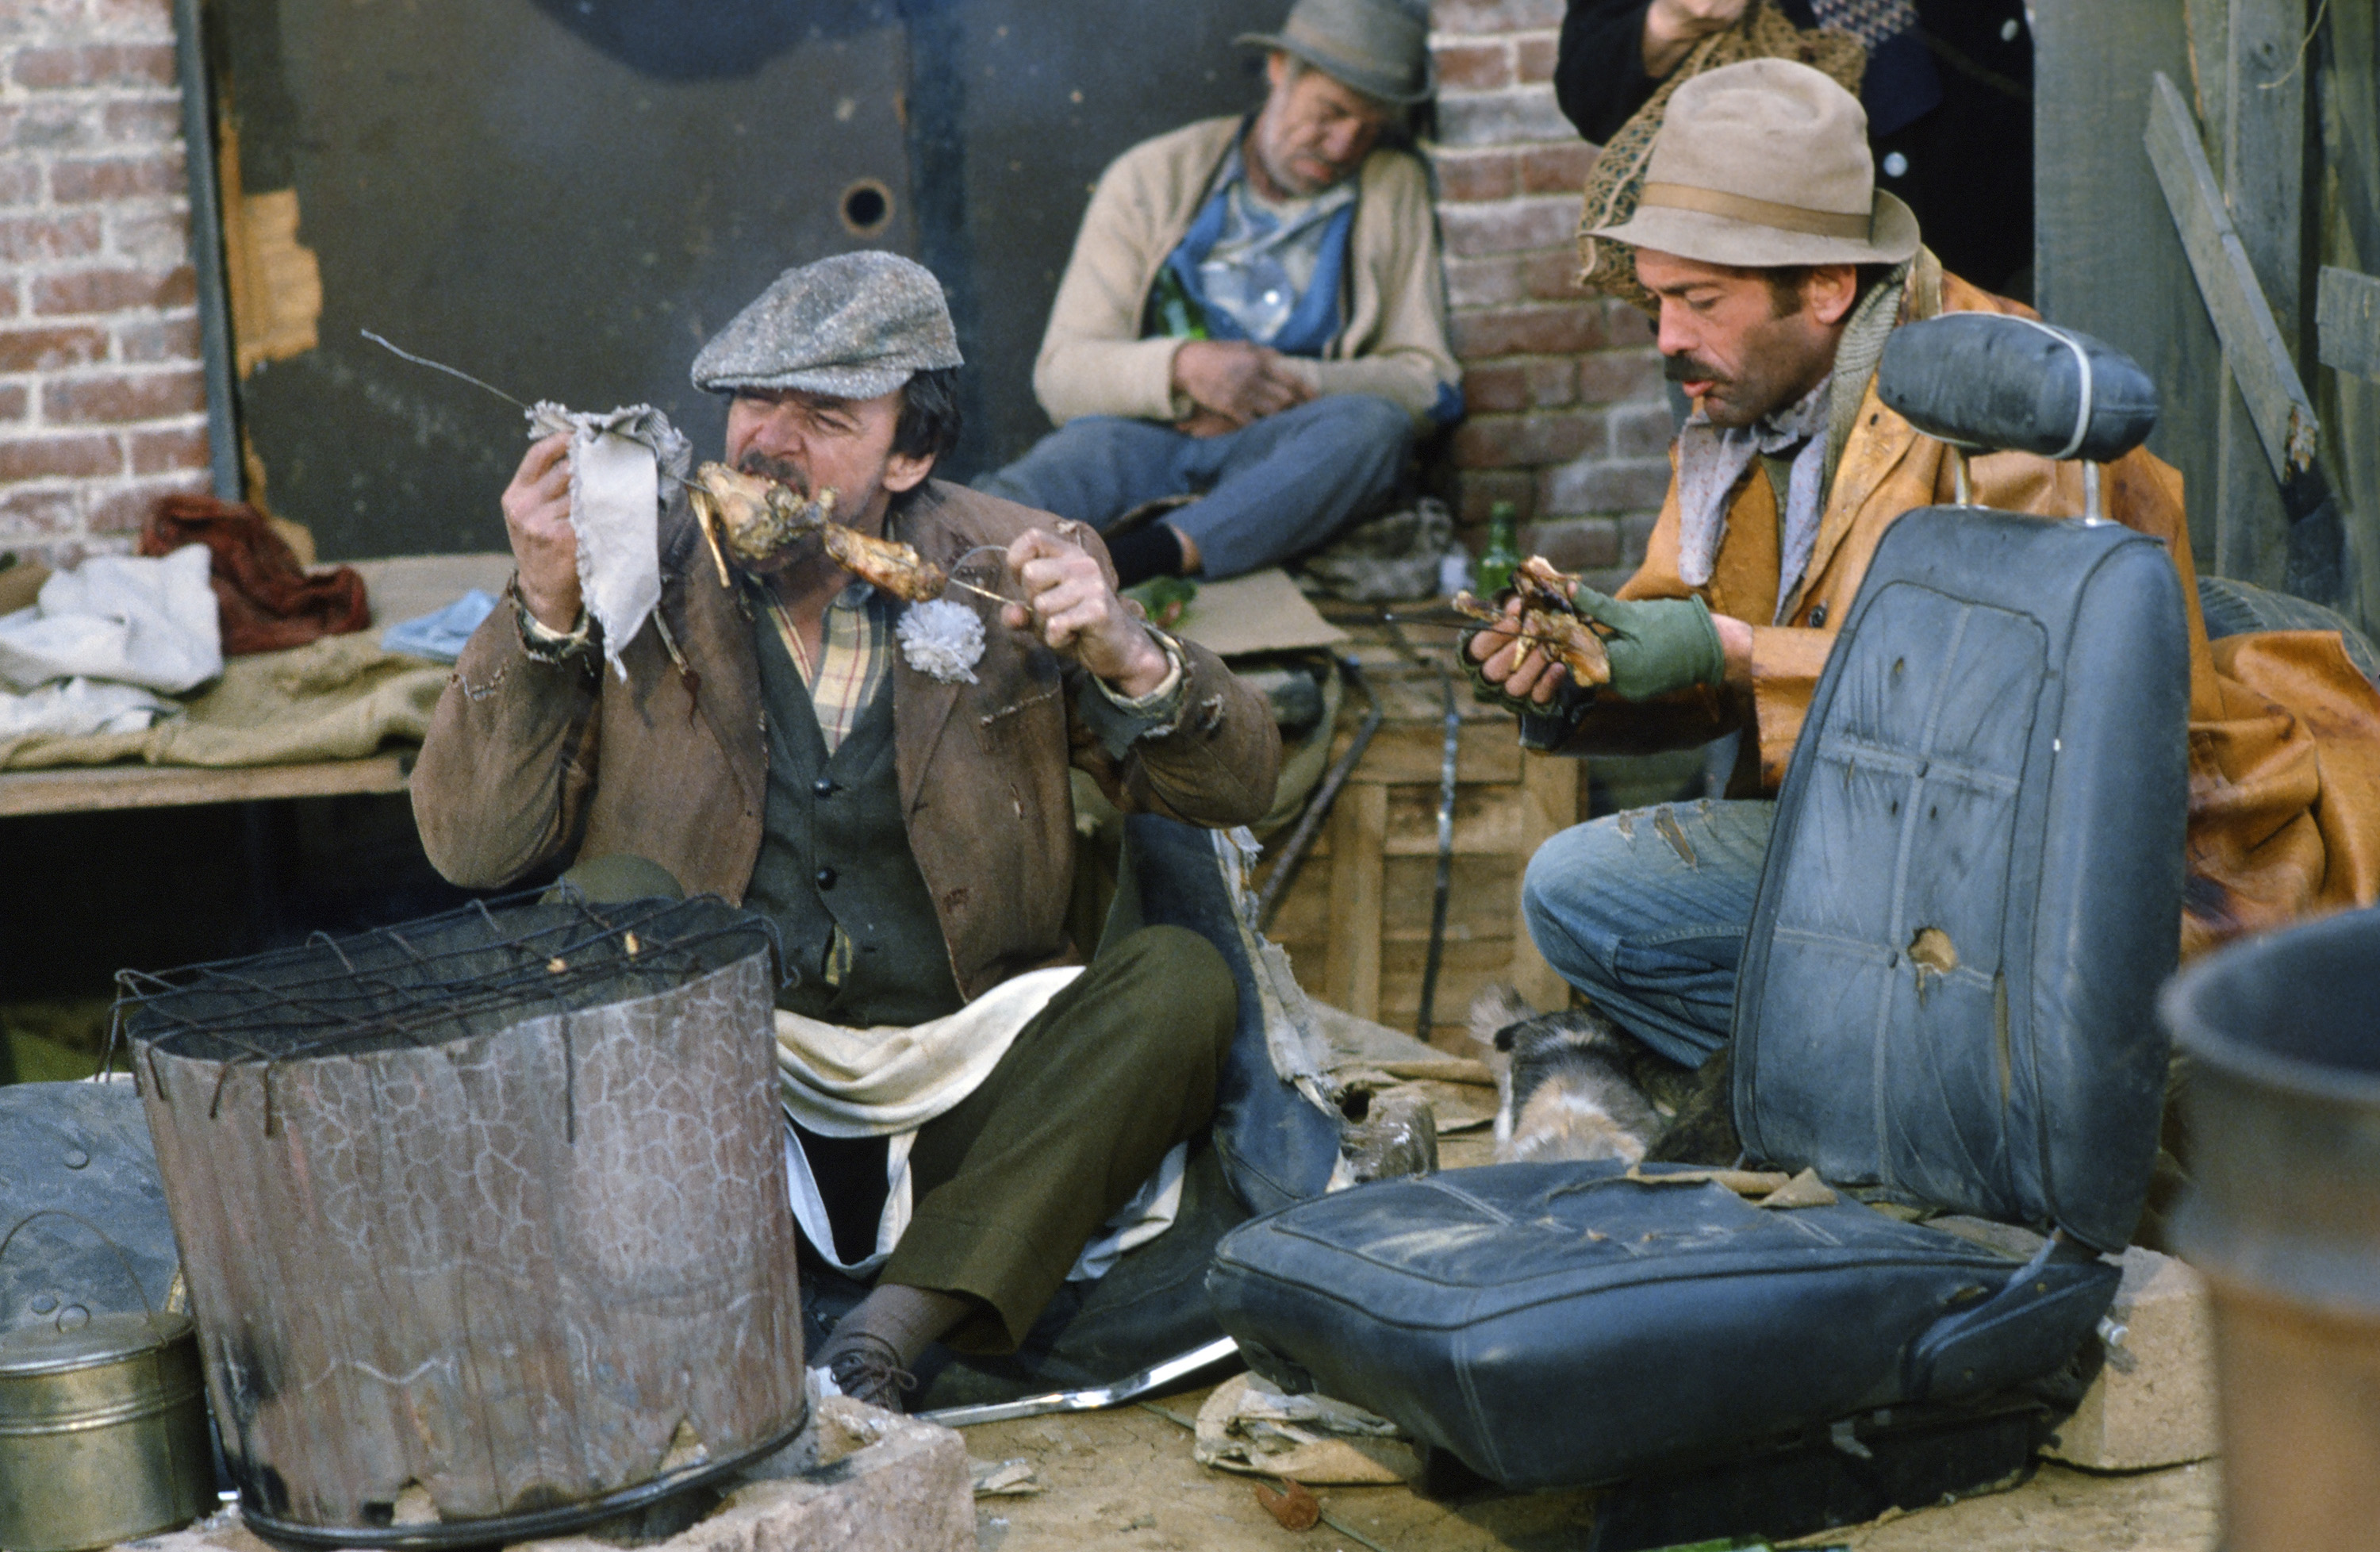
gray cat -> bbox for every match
[1468,985,1669,1165]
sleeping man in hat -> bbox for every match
[1468,60,2380,1078]
[411,252,1280,1410]
[973,0,1463,587]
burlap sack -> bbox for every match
[1575,4,1867,315]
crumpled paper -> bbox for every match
[528,401,691,680]
[1192,1371,1418,1485]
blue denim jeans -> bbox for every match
[1521,797,1777,1069]
[974,393,1411,579]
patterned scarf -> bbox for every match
[1809,0,1918,50]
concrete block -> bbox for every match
[113,1394,972,1552]
[2045,1246,2221,1470]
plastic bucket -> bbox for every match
[2161,906,2380,1552]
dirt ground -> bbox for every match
[959,1389,2220,1552]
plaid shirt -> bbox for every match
[755,577,894,755]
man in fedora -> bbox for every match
[975,0,1461,587]
[1468,59,2380,1072]
[413,252,1280,1409]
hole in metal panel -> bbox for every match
[839,179,892,236]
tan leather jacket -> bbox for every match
[1552,265,2380,958]
[412,480,1281,999]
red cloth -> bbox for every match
[140,495,370,657]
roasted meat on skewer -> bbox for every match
[685,460,948,600]
[1452,554,1614,687]
[822,524,950,602]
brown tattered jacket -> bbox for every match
[411,480,1282,999]
[1551,262,2380,958]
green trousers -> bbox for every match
[888,924,1235,1352]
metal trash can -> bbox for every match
[2162,906,2380,1552]
[121,895,805,1548]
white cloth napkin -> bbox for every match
[527,401,690,681]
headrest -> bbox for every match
[1877,313,2159,464]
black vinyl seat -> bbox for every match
[1207,318,2194,1531]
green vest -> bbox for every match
[745,618,965,1028]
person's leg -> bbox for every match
[837,924,1237,1368]
[1521,797,1775,1068]
[1169,393,1411,578]
[972,417,1195,529]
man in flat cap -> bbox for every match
[974,0,1461,587]
[413,252,1280,1408]
[1468,60,2380,1078]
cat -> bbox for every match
[1468,985,1668,1166]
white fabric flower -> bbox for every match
[896,597,985,685]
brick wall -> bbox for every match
[0,0,207,566]
[1428,0,1672,590]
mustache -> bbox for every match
[1662,353,1726,386]
[735,450,809,492]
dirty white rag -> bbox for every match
[0,544,222,694]
[774,966,1188,1281]
[527,401,690,681]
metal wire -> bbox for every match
[112,891,782,1103]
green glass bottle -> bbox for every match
[1150,266,1209,340]
[1476,500,1523,596]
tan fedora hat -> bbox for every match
[1591,59,1919,268]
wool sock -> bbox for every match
[1106,523,1187,589]
[819,1283,974,1372]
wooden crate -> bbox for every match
[1257,626,1584,1052]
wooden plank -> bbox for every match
[2035,0,2225,570]
[1334,722,1522,785]
[2318,265,2380,380]
[1510,751,1580,1009]
[0,753,412,817]
[1324,782,1387,1022]
[2146,71,2320,484]
[1381,854,1519,938]
[1381,782,1525,856]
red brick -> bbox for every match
[1433,0,1565,36]
[1434,40,1514,91]
[1452,410,1604,468]
[89,0,178,31]
[0,386,25,422]
[109,210,194,268]
[0,432,124,482]
[129,424,206,474]
[1442,254,1529,309]
[102,98,182,144]
[1440,198,1577,258]
[0,488,82,542]
[33,264,195,315]
[51,152,184,204]
[1542,456,1672,513]
[1517,34,1560,82]
[0,163,41,208]
[0,280,18,321]
[1461,363,1534,414]
[1452,303,1610,359]
[1455,470,1537,526]
[1436,90,1576,148]
[13,44,177,91]
[0,325,109,372]
[1578,348,1665,404]
[1433,148,1517,202]
[90,474,204,534]
[1524,248,1591,300]
[0,213,104,263]
[1521,141,1599,194]
[1621,510,1661,563]
[42,368,205,424]
[1526,516,1621,571]
[1609,401,1678,458]
[117,313,201,363]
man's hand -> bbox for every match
[1467,595,1572,706]
[1467,585,1753,704]
[1644,0,1749,75]
[1000,528,1173,697]
[501,432,582,630]
[1169,340,1313,431]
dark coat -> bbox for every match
[412,479,1281,999]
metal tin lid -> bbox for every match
[0,1311,193,1377]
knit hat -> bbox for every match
[690,251,963,401]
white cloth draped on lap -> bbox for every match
[773,965,1190,1281]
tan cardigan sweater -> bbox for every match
[1031,116,1460,428]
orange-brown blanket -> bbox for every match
[140,496,370,657]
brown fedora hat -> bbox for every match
[1591,59,1919,268]
[1237,0,1434,106]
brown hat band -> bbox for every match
[1637,182,1874,241]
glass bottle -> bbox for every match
[1476,501,1523,596]
[1151,266,1209,340]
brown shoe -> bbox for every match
[822,1331,917,1414]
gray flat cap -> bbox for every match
[690,251,962,400]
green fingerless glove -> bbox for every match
[1570,587,1727,701]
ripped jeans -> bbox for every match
[1521,797,1776,1070]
